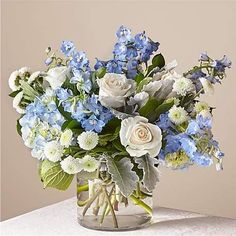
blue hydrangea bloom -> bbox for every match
[191,152,213,166]
[196,114,212,129]
[180,137,197,157]
[186,120,201,135]
[61,41,75,57]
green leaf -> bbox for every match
[152,53,165,68]
[105,156,139,197]
[57,102,73,121]
[139,97,162,122]
[9,90,21,98]
[134,155,159,192]
[136,77,151,93]
[96,67,106,78]
[146,53,165,75]
[61,119,81,131]
[134,73,145,85]
[112,139,126,153]
[101,118,121,134]
[20,81,39,101]
[40,160,74,191]
[16,119,22,136]
[154,99,175,118]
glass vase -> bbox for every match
[77,175,153,231]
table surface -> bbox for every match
[1,197,236,236]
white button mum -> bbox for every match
[194,101,209,113]
[120,116,162,158]
[60,129,73,148]
[199,77,214,95]
[168,105,189,125]
[97,73,136,108]
[13,91,25,114]
[19,67,31,75]
[28,71,41,84]
[44,140,64,162]
[172,77,195,96]
[9,70,21,91]
[60,156,81,174]
[80,155,99,172]
[77,131,99,150]
[198,109,212,119]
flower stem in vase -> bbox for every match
[102,185,118,229]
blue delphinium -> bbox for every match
[69,51,90,70]
[94,26,160,79]
[106,60,123,74]
[116,25,132,43]
[70,69,92,93]
[61,41,75,57]
[211,55,232,72]
[56,92,113,133]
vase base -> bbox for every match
[78,214,152,231]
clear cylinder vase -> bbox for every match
[77,176,153,231]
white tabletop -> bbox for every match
[1,197,236,236]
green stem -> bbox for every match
[183,65,213,77]
[77,184,89,194]
[102,186,118,229]
[130,194,152,216]
[82,187,102,216]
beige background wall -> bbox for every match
[1,0,236,221]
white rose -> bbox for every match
[44,66,70,90]
[13,91,25,114]
[97,73,136,108]
[120,116,162,158]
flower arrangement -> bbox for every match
[9,26,231,230]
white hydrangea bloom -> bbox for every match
[9,70,21,91]
[60,129,73,148]
[168,105,188,125]
[199,77,214,95]
[77,131,98,150]
[60,156,81,174]
[195,101,209,113]
[44,140,64,162]
[172,77,194,96]
[13,91,25,114]
[80,155,99,172]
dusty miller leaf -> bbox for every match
[105,157,139,197]
[134,155,159,192]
